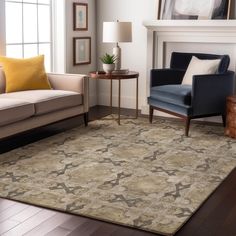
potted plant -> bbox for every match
[100,53,116,74]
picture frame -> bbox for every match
[157,0,162,19]
[73,3,88,31]
[73,37,91,65]
[159,0,231,20]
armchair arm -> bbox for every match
[192,71,235,116]
[151,69,185,87]
[47,73,89,113]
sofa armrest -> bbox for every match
[192,71,235,116]
[151,69,185,87]
[47,73,89,113]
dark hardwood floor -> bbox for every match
[0,105,236,236]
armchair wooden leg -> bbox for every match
[84,112,89,127]
[222,114,226,127]
[149,106,154,123]
[185,117,191,137]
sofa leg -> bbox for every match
[84,112,89,127]
[185,117,191,137]
[149,106,154,123]
[222,114,226,127]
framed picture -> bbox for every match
[73,3,88,31]
[160,0,231,20]
[212,0,231,19]
[73,37,91,65]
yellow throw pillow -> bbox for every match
[0,55,51,93]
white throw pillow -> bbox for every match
[182,56,221,85]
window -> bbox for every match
[5,0,52,71]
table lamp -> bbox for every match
[103,21,132,72]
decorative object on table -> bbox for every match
[73,2,88,31]
[90,71,139,125]
[95,71,106,75]
[148,52,235,136]
[103,21,132,71]
[225,96,236,138]
[111,69,129,74]
[1,116,236,236]
[159,0,231,20]
[73,37,91,65]
[100,53,116,74]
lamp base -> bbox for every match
[113,44,121,70]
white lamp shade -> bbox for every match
[103,22,132,43]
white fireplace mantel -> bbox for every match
[144,20,236,69]
[143,20,236,32]
[142,20,236,115]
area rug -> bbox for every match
[0,117,236,235]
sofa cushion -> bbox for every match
[0,55,51,93]
[182,56,221,85]
[150,85,192,107]
[0,99,35,126]
[0,90,83,115]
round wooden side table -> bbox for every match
[90,71,139,125]
[225,96,236,138]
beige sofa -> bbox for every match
[0,68,89,140]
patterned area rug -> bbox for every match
[0,116,236,235]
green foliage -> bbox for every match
[100,53,116,64]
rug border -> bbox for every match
[172,166,236,235]
[0,196,172,236]
[1,167,235,236]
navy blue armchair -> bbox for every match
[148,52,235,136]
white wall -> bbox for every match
[0,0,6,56]
[96,0,157,109]
[65,0,97,107]
[52,0,66,73]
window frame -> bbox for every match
[5,0,53,71]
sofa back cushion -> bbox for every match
[170,52,230,74]
[0,67,6,94]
